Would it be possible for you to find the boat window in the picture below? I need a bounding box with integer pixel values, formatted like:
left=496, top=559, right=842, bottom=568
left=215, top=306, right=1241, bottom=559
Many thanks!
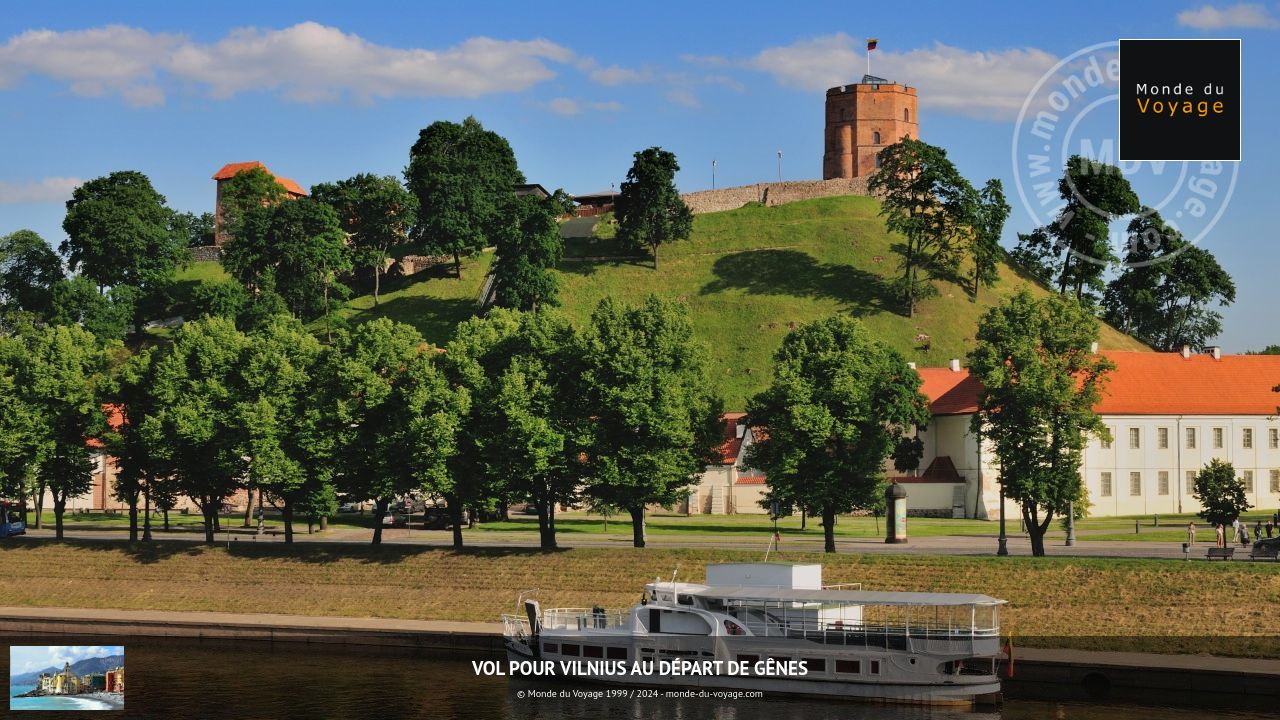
left=561, top=643, right=580, bottom=657
left=723, top=619, right=745, bottom=635
left=606, top=646, right=627, bottom=660
left=583, top=645, right=603, bottom=658
left=677, top=595, right=694, bottom=606
left=870, top=660, right=881, bottom=675
left=737, top=654, right=759, bottom=664
left=835, top=660, right=861, bottom=674
left=802, top=658, right=826, bottom=673
left=769, top=656, right=791, bottom=666
left=542, top=642, right=559, bottom=654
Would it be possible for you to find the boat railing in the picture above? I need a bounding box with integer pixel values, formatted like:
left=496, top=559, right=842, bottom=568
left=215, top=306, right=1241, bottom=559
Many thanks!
left=541, top=607, right=630, bottom=631
left=739, top=617, right=999, bottom=647
left=502, top=614, right=532, bottom=643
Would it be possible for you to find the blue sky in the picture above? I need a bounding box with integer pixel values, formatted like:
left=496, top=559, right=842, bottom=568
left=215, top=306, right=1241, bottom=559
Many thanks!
left=9, top=646, right=123, bottom=676
left=1, top=1, right=1276, bottom=350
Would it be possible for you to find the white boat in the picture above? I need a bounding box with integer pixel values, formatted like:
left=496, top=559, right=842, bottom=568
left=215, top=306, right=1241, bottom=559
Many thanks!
left=502, top=562, right=1007, bottom=706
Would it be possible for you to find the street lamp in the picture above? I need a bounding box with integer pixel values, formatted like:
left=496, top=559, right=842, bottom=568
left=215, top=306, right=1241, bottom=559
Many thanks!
left=1066, top=500, right=1076, bottom=546
left=997, top=479, right=1008, bottom=556
left=776, top=150, right=783, bottom=181
left=712, top=159, right=717, bottom=189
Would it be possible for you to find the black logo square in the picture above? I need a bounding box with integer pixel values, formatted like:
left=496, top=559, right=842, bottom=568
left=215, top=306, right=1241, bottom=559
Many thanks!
left=1119, top=39, right=1240, bottom=161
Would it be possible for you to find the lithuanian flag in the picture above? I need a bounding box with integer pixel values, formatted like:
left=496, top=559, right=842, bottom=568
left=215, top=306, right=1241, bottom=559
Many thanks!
left=867, top=38, right=878, bottom=52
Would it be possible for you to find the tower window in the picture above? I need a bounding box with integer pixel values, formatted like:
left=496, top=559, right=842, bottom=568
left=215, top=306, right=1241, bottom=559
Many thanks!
left=904, top=108, right=909, bottom=122
left=873, top=131, right=881, bottom=145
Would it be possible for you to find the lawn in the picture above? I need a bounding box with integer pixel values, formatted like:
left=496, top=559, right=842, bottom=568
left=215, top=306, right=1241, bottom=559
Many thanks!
left=1, top=541, right=1276, bottom=657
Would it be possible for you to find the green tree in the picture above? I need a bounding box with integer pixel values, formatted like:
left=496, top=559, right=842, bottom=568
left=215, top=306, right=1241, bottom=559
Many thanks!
left=745, top=316, right=930, bottom=552
left=868, top=139, right=976, bottom=317
left=405, top=116, right=524, bottom=279
left=445, top=309, right=585, bottom=549
left=49, top=277, right=136, bottom=341
left=311, top=174, right=418, bottom=307
left=105, top=348, right=171, bottom=542
left=171, top=211, right=216, bottom=248
left=0, top=230, right=64, bottom=319
left=188, top=278, right=250, bottom=323
left=217, top=167, right=288, bottom=245
left=968, top=290, right=1113, bottom=556
left=614, top=147, right=693, bottom=270
left=491, top=194, right=564, bottom=311
left=223, top=198, right=352, bottom=330
left=1248, top=345, right=1280, bottom=355
left=0, top=333, right=46, bottom=526
left=60, top=171, right=188, bottom=335
left=971, top=179, right=1011, bottom=300
left=581, top=296, right=722, bottom=547
left=147, top=317, right=251, bottom=543
left=1193, top=459, right=1250, bottom=528
left=1102, top=211, right=1235, bottom=351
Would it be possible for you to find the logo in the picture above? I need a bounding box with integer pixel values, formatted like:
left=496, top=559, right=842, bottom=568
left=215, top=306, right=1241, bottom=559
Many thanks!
left=1011, top=41, right=1237, bottom=269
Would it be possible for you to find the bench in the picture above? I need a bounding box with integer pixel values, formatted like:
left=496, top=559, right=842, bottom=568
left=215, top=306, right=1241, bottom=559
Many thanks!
left=1206, top=547, right=1235, bottom=560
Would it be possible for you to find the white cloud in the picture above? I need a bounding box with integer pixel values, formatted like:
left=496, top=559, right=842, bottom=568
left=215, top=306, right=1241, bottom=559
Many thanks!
left=537, top=97, right=622, bottom=116
left=588, top=64, right=652, bottom=86
left=0, top=22, right=578, bottom=105
left=0, top=176, right=83, bottom=205
left=665, top=87, right=701, bottom=108
left=1177, top=3, right=1280, bottom=28
left=747, top=34, right=1059, bottom=121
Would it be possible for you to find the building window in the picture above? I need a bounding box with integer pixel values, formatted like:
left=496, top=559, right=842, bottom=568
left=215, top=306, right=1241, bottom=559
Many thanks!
left=1187, top=470, right=1197, bottom=491
left=1213, top=427, right=1224, bottom=449
left=1271, top=428, right=1279, bottom=449
left=1100, top=472, right=1112, bottom=497
left=873, top=130, right=881, bottom=144
left=1158, top=427, right=1169, bottom=449
left=1186, top=427, right=1197, bottom=449
left=1243, top=470, right=1254, bottom=493
left=1243, top=428, right=1254, bottom=449
left=904, top=108, right=910, bottom=122
left=1129, top=428, right=1141, bottom=449
left=1102, top=429, right=1113, bottom=450
left=1129, top=471, right=1142, bottom=496
left=1271, top=469, right=1280, bottom=494
left=1158, top=471, right=1169, bottom=495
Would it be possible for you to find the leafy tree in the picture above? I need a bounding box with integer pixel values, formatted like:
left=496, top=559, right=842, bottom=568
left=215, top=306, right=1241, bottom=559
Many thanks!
left=321, top=318, right=430, bottom=544
left=60, top=171, right=188, bottom=335
left=1102, top=211, right=1235, bottom=351
left=406, top=116, right=524, bottom=279
left=971, top=179, right=1011, bottom=300
left=868, top=139, right=976, bottom=316
left=311, top=174, right=418, bottom=306
left=146, top=317, right=251, bottom=542
left=14, top=325, right=111, bottom=539
left=297, top=480, right=338, bottom=534
left=614, top=147, right=693, bottom=270
left=49, top=277, right=136, bottom=341
left=217, top=166, right=288, bottom=245
left=188, top=278, right=250, bottom=323
left=745, top=316, right=930, bottom=552
left=0, top=230, right=64, bottom=319
left=171, top=211, right=216, bottom=248
left=580, top=296, right=722, bottom=547
left=223, top=198, right=352, bottom=329
left=445, top=309, right=585, bottom=549
left=968, top=290, right=1113, bottom=556
left=491, top=194, right=564, bottom=310
left=1193, top=459, right=1250, bottom=528
left=105, top=348, right=170, bottom=541
left=0, top=333, right=46, bottom=526
left=1248, top=345, right=1280, bottom=355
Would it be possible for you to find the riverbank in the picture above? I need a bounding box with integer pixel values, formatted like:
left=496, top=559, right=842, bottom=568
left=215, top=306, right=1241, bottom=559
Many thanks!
left=10, top=688, right=123, bottom=711
left=2, top=540, right=1278, bottom=656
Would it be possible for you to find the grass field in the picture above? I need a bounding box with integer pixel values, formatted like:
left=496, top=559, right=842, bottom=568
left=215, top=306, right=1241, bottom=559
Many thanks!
left=1, top=541, right=1276, bottom=656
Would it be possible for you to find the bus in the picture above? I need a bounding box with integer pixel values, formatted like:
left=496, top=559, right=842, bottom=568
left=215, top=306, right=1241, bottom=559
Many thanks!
left=1, top=500, right=26, bottom=538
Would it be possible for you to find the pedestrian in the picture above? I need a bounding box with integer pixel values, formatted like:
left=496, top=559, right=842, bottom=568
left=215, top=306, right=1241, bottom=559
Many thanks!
left=1255, top=520, right=1263, bottom=543
left=1216, top=523, right=1225, bottom=548
left=1232, top=517, right=1242, bottom=544
left=1240, top=523, right=1250, bottom=546
left=1187, top=522, right=1196, bottom=546
left=1268, top=521, right=1274, bottom=539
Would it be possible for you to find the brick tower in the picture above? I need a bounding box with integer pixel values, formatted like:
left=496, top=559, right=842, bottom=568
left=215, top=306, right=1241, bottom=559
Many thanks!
left=823, top=75, right=919, bottom=179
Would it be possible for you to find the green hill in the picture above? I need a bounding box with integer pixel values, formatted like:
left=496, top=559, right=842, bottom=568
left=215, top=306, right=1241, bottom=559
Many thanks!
left=177, top=195, right=1147, bottom=409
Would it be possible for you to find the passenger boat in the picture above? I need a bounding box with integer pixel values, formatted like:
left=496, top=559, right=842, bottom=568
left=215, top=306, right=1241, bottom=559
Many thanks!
left=502, top=562, right=1006, bottom=705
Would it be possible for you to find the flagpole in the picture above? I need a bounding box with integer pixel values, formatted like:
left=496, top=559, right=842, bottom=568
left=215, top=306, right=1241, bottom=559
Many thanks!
left=867, top=47, right=871, bottom=78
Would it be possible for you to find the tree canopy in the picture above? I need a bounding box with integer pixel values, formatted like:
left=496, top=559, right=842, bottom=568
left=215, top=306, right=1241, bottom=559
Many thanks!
left=746, top=316, right=930, bottom=552
left=1193, top=459, right=1250, bottom=528
left=311, top=173, right=418, bottom=307
left=491, top=193, right=564, bottom=311
left=0, top=229, right=63, bottom=320
left=614, top=147, right=693, bottom=270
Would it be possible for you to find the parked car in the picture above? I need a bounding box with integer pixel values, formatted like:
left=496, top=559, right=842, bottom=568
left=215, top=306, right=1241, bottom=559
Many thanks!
left=1250, top=536, right=1280, bottom=560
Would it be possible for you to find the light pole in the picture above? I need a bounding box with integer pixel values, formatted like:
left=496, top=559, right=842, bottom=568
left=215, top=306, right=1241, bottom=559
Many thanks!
left=712, top=159, right=717, bottom=189
left=1066, top=500, right=1076, bottom=546
left=997, top=480, right=1008, bottom=556
left=776, top=150, right=783, bottom=181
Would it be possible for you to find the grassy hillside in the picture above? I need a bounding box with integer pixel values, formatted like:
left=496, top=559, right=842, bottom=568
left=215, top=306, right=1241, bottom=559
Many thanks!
left=557, top=196, right=1145, bottom=408
left=174, top=197, right=1146, bottom=407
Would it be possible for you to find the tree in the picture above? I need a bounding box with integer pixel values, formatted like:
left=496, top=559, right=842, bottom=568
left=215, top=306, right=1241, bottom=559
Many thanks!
left=217, top=167, right=288, bottom=245
left=147, top=317, right=251, bottom=543
left=106, top=348, right=171, bottom=542
left=1193, top=459, right=1250, bottom=528
left=188, top=279, right=250, bottom=323
left=1249, top=345, right=1280, bottom=355
left=1102, top=210, right=1235, bottom=351
left=445, top=309, right=585, bottom=549
left=311, top=174, right=418, bottom=307
left=971, top=179, right=1011, bottom=300
left=614, top=147, right=693, bottom=270
left=49, top=277, right=136, bottom=342
left=222, top=198, right=352, bottom=330
left=968, top=290, right=1113, bottom=556
left=491, top=194, right=564, bottom=311
left=0, top=333, right=46, bottom=527
left=868, top=139, right=976, bottom=316
left=171, top=211, right=216, bottom=248
left=406, top=116, right=524, bottom=279
left=15, top=325, right=111, bottom=539
left=60, top=171, right=188, bottom=335
left=581, top=296, right=722, bottom=547
left=745, top=316, right=930, bottom=552
left=0, top=230, right=63, bottom=319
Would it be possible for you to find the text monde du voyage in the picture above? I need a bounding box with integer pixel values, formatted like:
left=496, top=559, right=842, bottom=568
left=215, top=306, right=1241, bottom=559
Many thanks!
left=1133, top=82, right=1228, bottom=118
left=473, top=658, right=813, bottom=678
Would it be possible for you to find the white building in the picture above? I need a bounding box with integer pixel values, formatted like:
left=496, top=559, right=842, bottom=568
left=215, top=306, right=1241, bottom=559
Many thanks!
left=694, top=350, right=1280, bottom=519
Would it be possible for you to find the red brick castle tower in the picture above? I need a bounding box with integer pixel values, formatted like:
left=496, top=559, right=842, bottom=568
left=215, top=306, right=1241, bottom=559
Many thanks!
left=823, top=75, right=919, bottom=179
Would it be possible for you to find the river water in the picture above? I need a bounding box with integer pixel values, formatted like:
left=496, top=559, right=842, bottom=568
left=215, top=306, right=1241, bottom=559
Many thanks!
left=3, top=639, right=1272, bottom=719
